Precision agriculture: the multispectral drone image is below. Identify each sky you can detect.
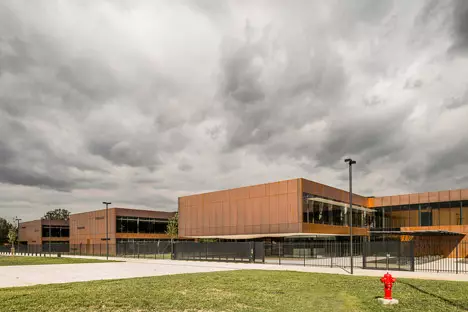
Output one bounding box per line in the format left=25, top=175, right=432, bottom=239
left=1, top=0, right=468, bottom=222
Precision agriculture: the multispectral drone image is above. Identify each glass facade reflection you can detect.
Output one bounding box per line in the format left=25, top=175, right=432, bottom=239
left=302, top=193, right=374, bottom=228
left=372, top=200, right=468, bottom=230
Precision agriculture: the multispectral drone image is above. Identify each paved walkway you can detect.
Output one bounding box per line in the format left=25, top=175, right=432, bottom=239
left=1, top=255, right=468, bottom=288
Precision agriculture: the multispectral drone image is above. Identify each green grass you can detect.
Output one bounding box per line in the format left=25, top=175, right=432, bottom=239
left=1, top=270, right=468, bottom=312
left=0, top=256, right=117, bottom=266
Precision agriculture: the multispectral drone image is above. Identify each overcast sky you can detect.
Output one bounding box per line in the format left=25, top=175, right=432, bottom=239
left=1, top=0, right=468, bottom=221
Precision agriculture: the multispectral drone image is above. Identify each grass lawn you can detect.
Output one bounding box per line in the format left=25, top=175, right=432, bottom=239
left=1, top=270, right=468, bottom=312
left=0, top=256, right=117, bottom=266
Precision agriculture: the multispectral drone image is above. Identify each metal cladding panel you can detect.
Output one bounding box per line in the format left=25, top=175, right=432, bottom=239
left=252, top=197, right=262, bottom=227
left=287, top=179, right=298, bottom=193
left=410, top=194, right=419, bottom=204
left=250, top=184, right=266, bottom=198
left=450, top=190, right=461, bottom=201
left=462, top=189, right=468, bottom=200
left=278, top=193, right=288, bottom=224
left=439, top=191, right=450, bottom=202
left=429, top=192, right=439, bottom=203
left=419, top=192, right=429, bottom=204
left=269, top=182, right=279, bottom=195
left=229, top=201, right=237, bottom=227
left=391, top=195, right=400, bottom=205
left=400, top=194, right=410, bottom=205
left=373, top=197, right=383, bottom=207
left=215, top=202, right=223, bottom=229
left=222, top=201, right=229, bottom=228
left=261, top=196, right=270, bottom=225
left=279, top=180, right=289, bottom=194
left=287, top=192, right=298, bottom=224
left=238, top=199, right=246, bottom=227
left=245, top=198, right=254, bottom=226
left=269, top=195, right=279, bottom=224
left=382, top=196, right=391, bottom=206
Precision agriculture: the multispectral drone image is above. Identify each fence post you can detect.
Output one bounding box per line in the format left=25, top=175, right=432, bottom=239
left=331, top=242, right=334, bottom=268
left=279, top=241, right=281, bottom=265
left=456, top=243, right=459, bottom=274
left=303, top=242, right=306, bottom=267
left=410, top=240, right=415, bottom=272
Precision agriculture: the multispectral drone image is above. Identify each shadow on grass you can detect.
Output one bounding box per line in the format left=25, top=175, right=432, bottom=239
left=399, top=280, right=468, bottom=311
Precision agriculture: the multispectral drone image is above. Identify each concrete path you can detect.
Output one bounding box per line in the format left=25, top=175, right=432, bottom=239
left=1, top=255, right=468, bottom=288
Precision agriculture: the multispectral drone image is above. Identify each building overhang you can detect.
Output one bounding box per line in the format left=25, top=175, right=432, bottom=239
left=183, top=233, right=348, bottom=240
left=370, top=230, right=464, bottom=236
left=306, top=197, right=374, bottom=213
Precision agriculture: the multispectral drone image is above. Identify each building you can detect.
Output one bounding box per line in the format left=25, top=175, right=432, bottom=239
left=18, top=219, right=69, bottom=252
left=69, top=207, right=176, bottom=255
left=178, top=178, right=468, bottom=256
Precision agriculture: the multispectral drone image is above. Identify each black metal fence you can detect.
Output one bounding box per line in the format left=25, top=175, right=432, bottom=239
left=1, top=239, right=468, bottom=275
left=173, top=241, right=264, bottom=263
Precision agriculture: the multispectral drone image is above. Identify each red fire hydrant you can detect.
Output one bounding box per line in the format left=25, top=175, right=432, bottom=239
left=380, top=273, right=396, bottom=300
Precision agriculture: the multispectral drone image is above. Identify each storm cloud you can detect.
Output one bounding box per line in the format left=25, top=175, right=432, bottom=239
left=1, top=0, right=468, bottom=221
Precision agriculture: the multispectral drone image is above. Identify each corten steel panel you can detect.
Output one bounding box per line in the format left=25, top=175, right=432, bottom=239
left=252, top=197, right=261, bottom=227
left=245, top=198, right=253, bottom=226
left=462, top=189, right=468, bottom=200
left=279, top=180, right=288, bottom=194
left=429, top=192, right=439, bottom=203
left=278, top=193, right=288, bottom=225
left=367, top=197, right=375, bottom=208
left=270, top=195, right=279, bottom=225
left=287, top=192, right=298, bottom=224
left=18, top=220, right=42, bottom=244
left=261, top=196, right=270, bottom=225
left=382, top=196, right=391, bottom=206
left=70, top=208, right=173, bottom=245
left=410, top=194, right=419, bottom=204
left=440, top=191, right=450, bottom=202
left=373, top=197, right=383, bottom=207
left=178, top=178, right=301, bottom=237
left=419, top=192, right=429, bottom=204
left=269, top=182, right=279, bottom=195
left=400, top=194, right=410, bottom=205
left=222, top=201, right=229, bottom=228
left=450, top=190, right=461, bottom=201
left=391, top=195, right=400, bottom=206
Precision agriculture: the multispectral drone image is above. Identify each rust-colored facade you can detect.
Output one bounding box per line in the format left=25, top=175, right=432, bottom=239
left=178, top=178, right=369, bottom=239
left=178, top=178, right=468, bottom=244
left=69, top=207, right=175, bottom=246
left=18, top=219, right=69, bottom=245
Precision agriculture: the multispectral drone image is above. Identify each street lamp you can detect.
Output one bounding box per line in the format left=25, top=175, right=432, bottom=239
left=344, top=158, right=356, bottom=274
left=15, top=217, right=21, bottom=252
left=102, top=202, right=111, bottom=260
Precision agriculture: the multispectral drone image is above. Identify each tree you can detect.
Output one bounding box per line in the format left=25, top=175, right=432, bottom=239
left=0, top=218, right=12, bottom=245
left=166, top=212, right=178, bottom=240
left=8, top=227, right=17, bottom=246
left=43, top=208, right=70, bottom=220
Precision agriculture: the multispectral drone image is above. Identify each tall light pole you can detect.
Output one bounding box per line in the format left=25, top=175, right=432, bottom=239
left=345, top=158, right=356, bottom=274
left=102, top=202, right=111, bottom=260
left=15, top=217, right=21, bottom=252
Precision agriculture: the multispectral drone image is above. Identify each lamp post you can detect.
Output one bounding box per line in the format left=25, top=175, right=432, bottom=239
left=102, top=202, right=111, bottom=260
left=15, top=217, right=21, bottom=252
left=345, top=158, right=356, bottom=274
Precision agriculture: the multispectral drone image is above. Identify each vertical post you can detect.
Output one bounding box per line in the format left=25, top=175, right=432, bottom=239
left=303, top=242, right=306, bottom=266
left=49, top=218, right=51, bottom=255
left=456, top=243, right=459, bottom=274
left=102, top=202, right=111, bottom=260
left=278, top=241, right=281, bottom=265
left=345, top=158, right=356, bottom=275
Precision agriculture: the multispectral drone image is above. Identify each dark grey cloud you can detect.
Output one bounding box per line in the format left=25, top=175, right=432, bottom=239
left=451, top=0, right=468, bottom=54
left=0, top=0, right=467, bottom=221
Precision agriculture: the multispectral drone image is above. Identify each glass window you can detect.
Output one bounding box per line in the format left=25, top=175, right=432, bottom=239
left=127, top=218, right=138, bottom=233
